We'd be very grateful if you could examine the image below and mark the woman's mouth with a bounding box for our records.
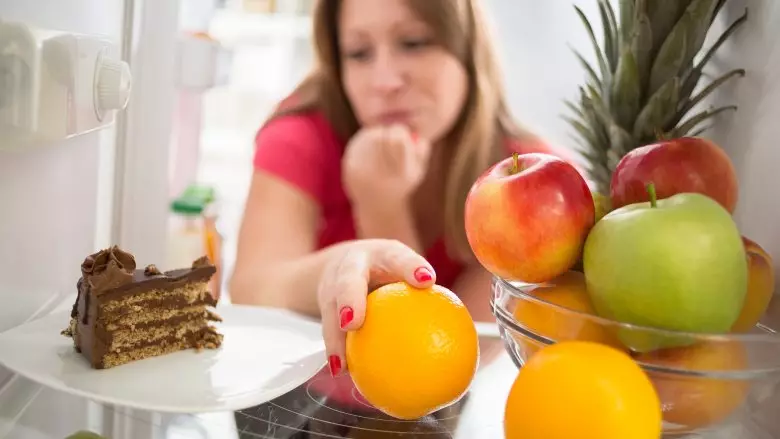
[377,111,413,125]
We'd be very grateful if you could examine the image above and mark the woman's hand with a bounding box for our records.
[317,239,436,376]
[342,124,432,210]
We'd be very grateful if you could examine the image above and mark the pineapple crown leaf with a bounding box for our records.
[566,117,601,153]
[577,92,611,153]
[712,0,729,25]
[618,0,635,43]
[610,47,642,131]
[565,0,745,195]
[570,46,602,89]
[563,99,585,120]
[633,77,681,141]
[647,0,720,96]
[678,68,745,118]
[608,123,634,157]
[627,9,653,95]
[574,5,612,82]
[671,105,738,138]
[683,7,748,89]
[597,0,619,71]
[648,20,689,96]
[690,124,714,137]
[678,0,722,60]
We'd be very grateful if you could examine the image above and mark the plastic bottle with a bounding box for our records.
[166,195,207,272]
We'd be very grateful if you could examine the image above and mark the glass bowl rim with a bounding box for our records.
[492,275,779,343]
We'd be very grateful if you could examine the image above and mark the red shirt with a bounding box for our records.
[253,110,563,288]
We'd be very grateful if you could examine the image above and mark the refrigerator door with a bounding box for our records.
[0,0,129,437]
[0,1,179,438]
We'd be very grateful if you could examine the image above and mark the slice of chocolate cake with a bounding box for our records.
[62,246,223,369]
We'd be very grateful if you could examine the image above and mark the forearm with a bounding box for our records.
[229,241,358,318]
[352,201,424,254]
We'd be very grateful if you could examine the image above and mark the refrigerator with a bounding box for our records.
[0,0,207,437]
[1,0,779,438]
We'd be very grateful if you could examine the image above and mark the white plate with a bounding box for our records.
[0,304,326,413]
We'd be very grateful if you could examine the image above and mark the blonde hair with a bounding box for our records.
[269,0,534,262]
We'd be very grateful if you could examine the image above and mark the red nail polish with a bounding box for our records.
[329,355,342,376]
[414,267,433,283]
[339,306,354,329]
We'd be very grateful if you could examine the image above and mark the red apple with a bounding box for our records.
[731,236,776,332]
[610,137,739,213]
[464,153,595,283]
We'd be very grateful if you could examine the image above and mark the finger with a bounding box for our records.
[332,247,370,332]
[320,298,345,377]
[317,253,359,377]
[387,125,428,172]
[380,125,404,173]
[387,124,416,167]
[320,250,369,376]
[368,240,437,289]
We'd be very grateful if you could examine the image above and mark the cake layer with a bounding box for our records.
[99,283,215,320]
[101,320,218,353]
[99,328,223,369]
[102,305,221,331]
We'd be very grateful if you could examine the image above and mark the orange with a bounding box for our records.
[635,341,749,431]
[504,341,661,439]
[512,271,624,360]
[731,236,775,332]
[345,282,479,420]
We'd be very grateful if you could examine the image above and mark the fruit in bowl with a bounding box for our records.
[492,275,780,438]
[732,236,776,332]
[465,152,595,283]
[583,184,748,352]
[610,137,739,214]
[504,341,661,439]
[635,341,750,431]
[512,271,624,358]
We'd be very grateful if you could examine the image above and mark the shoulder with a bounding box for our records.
[255,110,340,150]
[253,110,345,203]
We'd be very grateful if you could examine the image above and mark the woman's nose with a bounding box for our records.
[370,48,405,93]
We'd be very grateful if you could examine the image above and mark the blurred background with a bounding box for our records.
[1,0,779,437]
[3,0,776,305]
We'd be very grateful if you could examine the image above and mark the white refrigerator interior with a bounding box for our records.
[0,0,126,436]
[0,0,185,438]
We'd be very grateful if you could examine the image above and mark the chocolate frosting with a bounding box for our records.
[191,256,212,269]
[81,246,137,292]
[144,264,162,276]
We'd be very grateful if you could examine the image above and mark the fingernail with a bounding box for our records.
[339,306,354,329]
[329,355,342,377]
[411,131,418,142]
[414,267,433,283]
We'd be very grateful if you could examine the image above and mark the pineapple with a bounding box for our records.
[566,0,747,194]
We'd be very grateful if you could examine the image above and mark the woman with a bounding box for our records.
[230,0,562,376]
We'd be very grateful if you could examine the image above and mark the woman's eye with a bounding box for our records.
[401,38,431,51]
[344,48,371,61]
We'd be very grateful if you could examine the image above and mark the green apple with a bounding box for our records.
[583,184,748,352]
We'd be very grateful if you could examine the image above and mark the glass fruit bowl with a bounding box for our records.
[491,274,780,438]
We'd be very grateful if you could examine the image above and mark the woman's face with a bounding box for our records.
[338,0,469,141]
